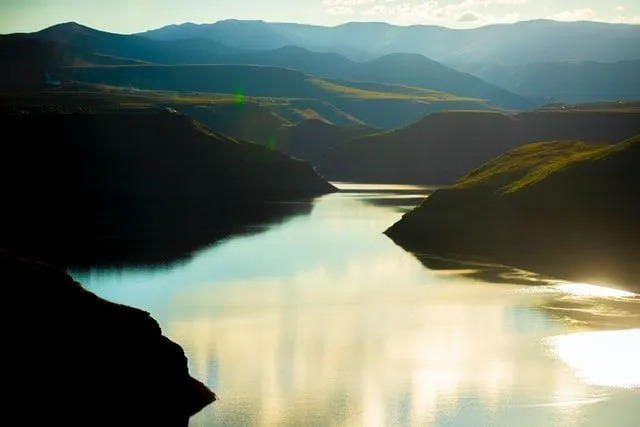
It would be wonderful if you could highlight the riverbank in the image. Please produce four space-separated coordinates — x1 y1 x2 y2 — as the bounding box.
386 136 640 293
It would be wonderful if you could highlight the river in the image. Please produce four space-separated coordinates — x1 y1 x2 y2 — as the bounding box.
70 183 640 426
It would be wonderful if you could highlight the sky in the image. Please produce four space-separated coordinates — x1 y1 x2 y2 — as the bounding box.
1 0 639 34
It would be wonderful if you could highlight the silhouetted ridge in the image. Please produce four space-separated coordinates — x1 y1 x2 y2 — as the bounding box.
0 110 335 264
2 249 215 424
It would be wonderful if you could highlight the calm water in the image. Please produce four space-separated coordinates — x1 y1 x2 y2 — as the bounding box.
71 183 640 426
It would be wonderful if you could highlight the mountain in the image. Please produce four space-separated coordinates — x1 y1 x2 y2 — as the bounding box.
385 135 640 292
506 60 640 103
35 22 236 64
141 19 640 67
219 47 531 109
0 110 335 264
6 23 531 110
317 109 640 184
54 64 493 129
3 249 215 424
139 19 640 105
0 36 145 89
141 19 294 50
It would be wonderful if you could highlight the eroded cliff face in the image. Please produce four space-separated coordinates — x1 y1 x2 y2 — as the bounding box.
2 249 215 425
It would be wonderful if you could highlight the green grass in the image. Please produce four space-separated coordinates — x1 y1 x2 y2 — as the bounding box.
308 77 480 102
455 138 637 195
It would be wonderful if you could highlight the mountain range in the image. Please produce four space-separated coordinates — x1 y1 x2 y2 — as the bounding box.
141 19 640 66
4 19 637 110
140 19 640 103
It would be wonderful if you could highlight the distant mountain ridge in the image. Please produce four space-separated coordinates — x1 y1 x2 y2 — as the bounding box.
506 60 640 102
139 19 640 103
141 19 640 66
6 22 532 110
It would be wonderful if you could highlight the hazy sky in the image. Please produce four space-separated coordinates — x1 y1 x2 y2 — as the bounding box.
1 0 639 34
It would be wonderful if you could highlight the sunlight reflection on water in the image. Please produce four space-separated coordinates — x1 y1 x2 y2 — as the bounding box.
554 283 637 298
71 185 640 427
547 329 640 388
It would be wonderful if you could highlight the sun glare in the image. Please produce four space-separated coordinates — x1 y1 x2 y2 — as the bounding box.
547 329 640 388
554 283 637 298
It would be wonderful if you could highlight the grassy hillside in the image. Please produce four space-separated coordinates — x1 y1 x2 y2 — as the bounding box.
0 89 376 169
385 135 640 292
21 23 532 110
0 110 335 264
318 110 640 184
56 64 477 101
53 64 491 129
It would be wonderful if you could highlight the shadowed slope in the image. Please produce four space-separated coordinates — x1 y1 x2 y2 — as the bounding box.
3 249 215 425
0 110 335 265
318 110 640 184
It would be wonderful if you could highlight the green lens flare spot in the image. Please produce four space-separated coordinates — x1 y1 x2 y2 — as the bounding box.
234 87 245 108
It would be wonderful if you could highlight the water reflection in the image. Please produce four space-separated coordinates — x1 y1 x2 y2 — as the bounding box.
547 329 640 388
72 185 640 426
554 283 637 298
67 199 315 268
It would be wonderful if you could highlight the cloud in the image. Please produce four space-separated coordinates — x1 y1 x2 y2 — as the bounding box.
323 0 376 5
457 12 479 22
618 15 640 24
324 0 524 27
326 6 356 15
553 8 597 22
615 6 625 12
468 0 527 5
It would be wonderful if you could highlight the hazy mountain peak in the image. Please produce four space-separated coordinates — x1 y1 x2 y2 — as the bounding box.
368 52 441 67
39 21 93 34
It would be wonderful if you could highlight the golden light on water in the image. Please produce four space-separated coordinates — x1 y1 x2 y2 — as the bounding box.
547 329 640 388
75 189 640 425
554 283 638 298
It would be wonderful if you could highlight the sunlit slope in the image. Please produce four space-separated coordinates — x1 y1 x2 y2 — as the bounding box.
55 64 493 128
386 135 640 291
26 22 533 109
0 89 374 166
57 64 481 101
318 110 640 184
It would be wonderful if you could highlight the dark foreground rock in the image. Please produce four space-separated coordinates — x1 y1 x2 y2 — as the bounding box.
386 135 640 293
0 110 335 265
2 249 215 425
